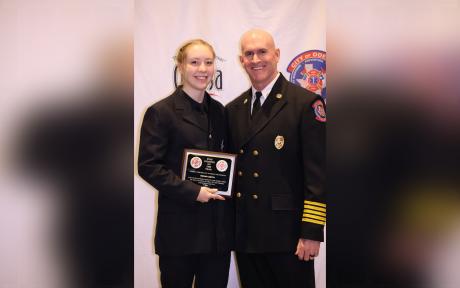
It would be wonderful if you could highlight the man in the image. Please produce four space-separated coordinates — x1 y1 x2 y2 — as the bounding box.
226 29 326 288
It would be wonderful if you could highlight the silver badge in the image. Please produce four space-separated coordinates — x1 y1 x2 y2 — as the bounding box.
274 135 284 150
243 98 248 104
276 93 283 99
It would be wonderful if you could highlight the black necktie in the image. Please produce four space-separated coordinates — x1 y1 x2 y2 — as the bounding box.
252 91 262 118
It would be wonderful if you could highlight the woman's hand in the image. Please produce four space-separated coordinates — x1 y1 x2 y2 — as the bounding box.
196 187 225 203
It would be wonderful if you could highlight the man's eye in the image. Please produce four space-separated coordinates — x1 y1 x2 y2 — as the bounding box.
206 61 214 65
245 52 254 57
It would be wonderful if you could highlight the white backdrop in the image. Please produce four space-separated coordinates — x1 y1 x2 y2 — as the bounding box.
134 0 326 287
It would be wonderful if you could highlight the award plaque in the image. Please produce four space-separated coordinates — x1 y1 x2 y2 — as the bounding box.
181 149 236 197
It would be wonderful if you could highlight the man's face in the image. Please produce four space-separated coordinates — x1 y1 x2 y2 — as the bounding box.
240 32 280 91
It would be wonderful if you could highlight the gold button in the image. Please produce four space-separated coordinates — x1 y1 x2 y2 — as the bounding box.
238 171 243 176
253 172 259 178
252 194 258 200
239 149 244 154
252 150 259 156
236 192 242 198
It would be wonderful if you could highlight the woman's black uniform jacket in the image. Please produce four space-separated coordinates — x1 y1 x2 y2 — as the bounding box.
138 87 234 255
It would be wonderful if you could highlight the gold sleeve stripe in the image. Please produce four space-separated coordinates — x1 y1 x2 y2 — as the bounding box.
304 200 326 207
303 209 326 216
303 214 326 221
302 218 326 225
304 205 326 212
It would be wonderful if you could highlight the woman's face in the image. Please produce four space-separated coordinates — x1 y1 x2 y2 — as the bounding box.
180 44 215 94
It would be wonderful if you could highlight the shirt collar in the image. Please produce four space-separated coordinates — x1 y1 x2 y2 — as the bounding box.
252 72 281 101
182 89 209 113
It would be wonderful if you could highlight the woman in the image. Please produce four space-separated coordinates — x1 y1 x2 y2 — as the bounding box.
138 39 234 288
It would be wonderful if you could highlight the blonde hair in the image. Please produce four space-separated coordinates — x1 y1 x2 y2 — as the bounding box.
175 39 216 65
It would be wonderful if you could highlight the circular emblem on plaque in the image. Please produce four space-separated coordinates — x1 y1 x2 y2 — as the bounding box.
216 160 228 172
190 156 202 169
274 135 285 150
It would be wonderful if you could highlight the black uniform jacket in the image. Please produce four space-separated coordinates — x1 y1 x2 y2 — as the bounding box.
226 75 326 253
138 87 234 255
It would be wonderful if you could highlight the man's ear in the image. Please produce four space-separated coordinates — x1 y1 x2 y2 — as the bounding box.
275 48 280 61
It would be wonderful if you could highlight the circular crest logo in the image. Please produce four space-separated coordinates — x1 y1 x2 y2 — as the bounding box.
215 160 228 172
286 50 326 100
190 156 202 169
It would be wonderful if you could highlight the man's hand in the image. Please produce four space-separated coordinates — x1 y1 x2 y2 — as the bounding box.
196 187 225 203
295 238 320 261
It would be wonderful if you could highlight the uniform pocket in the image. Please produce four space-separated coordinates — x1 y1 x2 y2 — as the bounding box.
271 194 296 211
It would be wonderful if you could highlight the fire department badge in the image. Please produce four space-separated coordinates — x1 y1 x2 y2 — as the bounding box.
274 135 285 150
287 50 326 100
190 156 202 169
312 99 326 123
216 160 228 172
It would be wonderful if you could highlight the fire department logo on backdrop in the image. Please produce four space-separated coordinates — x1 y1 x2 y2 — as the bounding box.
287 50 326 100
173 55 225 96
